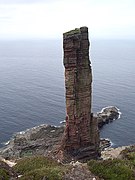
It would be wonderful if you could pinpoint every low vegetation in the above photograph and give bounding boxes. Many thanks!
[1,146,135,179]
[88,146,135,180]
[88,159,134,180]
[13,156,67,180]
[0,168,10,180]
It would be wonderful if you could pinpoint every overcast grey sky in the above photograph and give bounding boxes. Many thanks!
[0,0,134,39]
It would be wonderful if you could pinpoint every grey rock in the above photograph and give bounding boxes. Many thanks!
[95,106,121,128]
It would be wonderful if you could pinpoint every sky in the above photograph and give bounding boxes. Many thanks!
[0,0,135,39]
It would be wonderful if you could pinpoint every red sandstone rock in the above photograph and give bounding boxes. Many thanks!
[61,27,100,161]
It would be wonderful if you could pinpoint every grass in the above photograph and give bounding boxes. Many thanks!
[63,28,80,36]
[121,146,135,163]
[87,146,135,180]
[0,168,10,180]
[13,156,67,180]
[18,167,64,180]
[88,158,135,180]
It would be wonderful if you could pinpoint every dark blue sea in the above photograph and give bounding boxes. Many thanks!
[0,39,135,148]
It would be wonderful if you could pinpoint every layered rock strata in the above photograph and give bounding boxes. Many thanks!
[61,27,100,161]
[0,124,108,160]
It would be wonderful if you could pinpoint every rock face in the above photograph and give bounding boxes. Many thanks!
[61,27,99,161]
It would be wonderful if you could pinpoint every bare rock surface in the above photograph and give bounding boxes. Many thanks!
[101,146,127,160]
[64,162,100,180]
[95,106,121,128]
[0,124,64,160]
[0,125,111,161]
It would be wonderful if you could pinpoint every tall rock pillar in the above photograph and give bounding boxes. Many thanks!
[61,27,99,161]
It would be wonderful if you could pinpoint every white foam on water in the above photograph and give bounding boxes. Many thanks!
[99,106,122,120]
[60,120,66,124]
[2,140,10,146]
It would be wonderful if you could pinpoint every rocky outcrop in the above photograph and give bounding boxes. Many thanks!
[0,125,64,160]
[101,146,128,160]
[95,106,121,128]
[0,125,113,162]
[60,27,100,162]
[0,124,114,162]
[65,162,100,180]
[0,106,120,161]
[100,138,112,151]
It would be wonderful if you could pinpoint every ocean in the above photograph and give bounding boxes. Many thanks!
[0,39,135,148]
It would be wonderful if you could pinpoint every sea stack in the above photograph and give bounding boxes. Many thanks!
[61,27,100,161]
